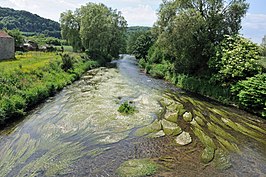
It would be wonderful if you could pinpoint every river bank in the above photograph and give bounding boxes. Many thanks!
[0,52,99,126]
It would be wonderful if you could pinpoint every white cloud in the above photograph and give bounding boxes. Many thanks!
[242,13,266,30]
[121,5,157,26]
[242,13,266,44]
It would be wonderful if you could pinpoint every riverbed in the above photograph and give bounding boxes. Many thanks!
[0,55,265,176]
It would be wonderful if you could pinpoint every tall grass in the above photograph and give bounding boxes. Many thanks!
[0,52,99,124]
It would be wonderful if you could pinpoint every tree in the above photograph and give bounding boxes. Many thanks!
[152,0,249,75]
[4,28,24,49]
[79,3,127,60]
[60,3,127,60]
[60,10,82,52]
[132,31,154,60]
[209,35,262,84]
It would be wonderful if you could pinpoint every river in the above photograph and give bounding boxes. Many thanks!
[0,55,265,177]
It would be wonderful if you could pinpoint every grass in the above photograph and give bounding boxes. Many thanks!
[0,52,61,72]
[0,51,99,125]
[55,46,73,52]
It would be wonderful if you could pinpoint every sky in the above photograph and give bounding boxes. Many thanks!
[1,0,265,44]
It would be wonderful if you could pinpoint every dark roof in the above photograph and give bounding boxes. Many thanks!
[0,31,12,38]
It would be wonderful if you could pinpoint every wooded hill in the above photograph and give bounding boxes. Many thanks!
[0,7,60,38]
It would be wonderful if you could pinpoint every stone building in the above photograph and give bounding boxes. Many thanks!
[0,31,15,60]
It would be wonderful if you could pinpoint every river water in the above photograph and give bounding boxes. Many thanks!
[0,55,265,177]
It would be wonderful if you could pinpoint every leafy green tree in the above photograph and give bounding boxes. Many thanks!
[132,31,154,60]
[4,28,24,49]
[152,0,249,75]
[60,10,82,52]
[209,35,262,84]
[79,3,127,60]
[60,3,127,61]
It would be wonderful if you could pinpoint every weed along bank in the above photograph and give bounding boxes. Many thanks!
[0,31,15,60]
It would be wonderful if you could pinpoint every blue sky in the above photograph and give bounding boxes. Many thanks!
[1,0,265,43]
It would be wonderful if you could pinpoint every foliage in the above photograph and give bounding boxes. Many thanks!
[231,74,266,117]
[0,7,60,38]
[4,28,24,48]
[149,62,169,79]
[118,101,136,115]
[60,3,127,60]
[61,53,75,71]
[176,74,232,103]
[0,52,99,124]
[60,10,82,52]
[209,35,262,84]
[151,0,249,75]
[126,26,151,54]
[25,34,64,46]
[132,31,155,60]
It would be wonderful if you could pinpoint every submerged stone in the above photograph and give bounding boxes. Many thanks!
[167,102,184,111]
[116,159,158,177]
[175,131,192,146]
[213,149,232,170]
[201,147,215,164]
[148,130,166,138]
[164,111,178,123]
[134,120,162,137]
[183,112,193,122]
[162,119,182,136]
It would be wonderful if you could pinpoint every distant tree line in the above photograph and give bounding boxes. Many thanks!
[60,3,127,62]
[0,7,61,38]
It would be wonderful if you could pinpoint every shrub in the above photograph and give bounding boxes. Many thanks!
[149,64,168,79]
[61,53,74,71]
[138,58,146,69]
[118,101,136,115]
[209,35,262,85]
[231,74,266,117]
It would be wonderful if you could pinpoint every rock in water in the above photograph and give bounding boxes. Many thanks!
[162,119,182,136]
[148,130,166,138]
[183,112,193,122]
[175,131,192,145]
[213,149,232,170]
[201,147,215,164]
[134,120,162,137]
[164,111,178,123]
[116,159,158,177]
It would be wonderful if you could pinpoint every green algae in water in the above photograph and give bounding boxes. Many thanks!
[192,127,216,149]
[241,121,266,135]
[190,119,204,130]
[195,116,205,126]
[222,118,266,144]
[209,114,229,129]
[116,159,158,177]
[207,122,237,143]
[215,136,241,154]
